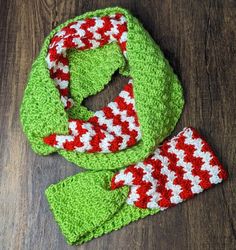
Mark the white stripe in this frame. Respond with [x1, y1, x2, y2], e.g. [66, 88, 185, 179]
[135, 163, 160, 209]
[54, 78, 69, 89]
[152, 148, 183, 207]
[127, 186, 140, 205]
[183, 128, 221, 184]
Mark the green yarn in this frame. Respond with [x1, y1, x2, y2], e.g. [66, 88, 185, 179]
[20, 7, 184, 170]
[67, 43, 126, 120]
[20, 7, 186, 246]
[45, 170, 158, 245]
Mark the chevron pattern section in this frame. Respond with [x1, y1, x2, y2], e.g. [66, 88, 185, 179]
[46, 13, 128, 109]
[111, 127, 228, 209]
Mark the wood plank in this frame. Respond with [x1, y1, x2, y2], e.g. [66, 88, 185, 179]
[0, 0, 235, 249]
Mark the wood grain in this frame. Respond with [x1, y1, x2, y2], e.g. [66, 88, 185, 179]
[0, 0, 235, 249]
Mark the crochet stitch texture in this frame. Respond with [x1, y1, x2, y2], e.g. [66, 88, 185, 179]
[20, 7, 184, 170]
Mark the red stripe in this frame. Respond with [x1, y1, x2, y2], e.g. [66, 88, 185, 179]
[58, 88, 69, 96]
[161, 143, 194, 201]
[115, 96, 136, 117]
[102, 105, 138, 147]
[108, 136, 123, 152]
[88, 125, 106, 153]
[190, 128, 228, 180]
[123, 82, 134, 98]
[175, 132, 212, 189]
[63, 36, 77, 48]
[124, 165, 145, 185]
[134, 183, 152, 208]
[145, 157, 172, 208]
[43, 134, 57, 146]
[50, 69, 70, 81]
[110, 174, 125, 190]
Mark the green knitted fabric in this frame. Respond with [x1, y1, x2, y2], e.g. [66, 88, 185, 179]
[67, 43, 126, 120]
[20, 7, 184, 170]
[45, 171, 158, 245]
[19, 7, 228, 246]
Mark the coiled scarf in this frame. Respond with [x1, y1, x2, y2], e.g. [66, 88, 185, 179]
[20, 7, 227, 246]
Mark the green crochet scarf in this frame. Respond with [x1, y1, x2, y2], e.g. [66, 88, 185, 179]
[20, 7, 184, 170]
[45, 171, 158, 245]
[19, 7, 190, 245]
[19, 5, 228, 246]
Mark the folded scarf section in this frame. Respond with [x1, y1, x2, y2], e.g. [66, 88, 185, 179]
[20, 7, 184, 170]
[43, 80, 142, 153]
[45, 127, 227, 245]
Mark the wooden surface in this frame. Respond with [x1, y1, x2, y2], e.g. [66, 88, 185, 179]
[0, 1, 235, 249]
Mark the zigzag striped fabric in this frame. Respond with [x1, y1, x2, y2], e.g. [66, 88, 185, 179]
[111, 127, 228, 209]
[43, 80, 141, 153]
[44, 13, 143, 153]
[46, 13, 128, 109]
